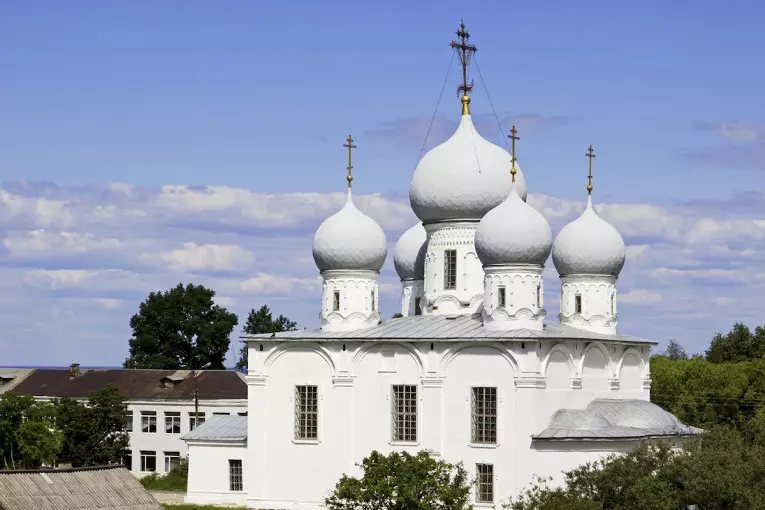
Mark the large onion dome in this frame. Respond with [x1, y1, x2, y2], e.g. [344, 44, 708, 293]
[393, 222, 427, 281]
[475, 183, 553, 266]
[312, 189, 388, 272]
[552, 195, 626, 277]
[409, 99, 527, 223]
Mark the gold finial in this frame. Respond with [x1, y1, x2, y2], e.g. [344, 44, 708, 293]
[343, 135, 357, 188]
[585, 144, 596, 194]
[450, 20, 477, 115]
[508, 125, 520, 183]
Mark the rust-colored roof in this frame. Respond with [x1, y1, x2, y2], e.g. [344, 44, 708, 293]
[9, 368, 246, 400]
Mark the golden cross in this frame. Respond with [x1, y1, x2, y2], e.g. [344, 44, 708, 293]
[449, 20, 477, 99]
[508, 125, 520, 182]
[585, 144, 596, 194]
[343, 135, 356, 188]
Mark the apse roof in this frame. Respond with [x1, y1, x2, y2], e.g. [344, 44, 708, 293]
[244, 314, 655, 345]
[533, 398, 704, 441]
[182, 415, 247, 442]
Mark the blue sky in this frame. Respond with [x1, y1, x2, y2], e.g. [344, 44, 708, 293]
[1, 1, 763, 366]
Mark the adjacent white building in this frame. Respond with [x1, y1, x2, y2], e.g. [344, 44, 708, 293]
[8, 366, 247, 476]
[183, 23, 700, 509]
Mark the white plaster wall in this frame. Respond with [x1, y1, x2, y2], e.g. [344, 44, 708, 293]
[559, 276, 618, 334]
[320, 270, 380, 332]
[482, 266, 545, 331]
[43, 398, 247, 476]
[531, 441, 637, 488]
[422, 222, 484, 315]
[185, 441, 247, 505]
[401, 280, 424, 316]
[234, 339, 652, 510]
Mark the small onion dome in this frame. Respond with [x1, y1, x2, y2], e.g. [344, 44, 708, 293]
[409, 113, 527, 223]
[393, 222, 427, 281]
[312, 189, 388, 272]
[475, 184, 553, 266]
[552, 195, 626, 277]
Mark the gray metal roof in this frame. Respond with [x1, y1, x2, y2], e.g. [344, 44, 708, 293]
[533, 398, 704, 441]
[243, 314, 655, 345]
[0, 368, 34, 395]
[182, 415, 247, 442]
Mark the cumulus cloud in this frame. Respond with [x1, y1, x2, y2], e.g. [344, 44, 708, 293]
[0, 180, 763, 366]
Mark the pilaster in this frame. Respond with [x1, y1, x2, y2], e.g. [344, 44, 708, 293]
[421, 377, 444, 456]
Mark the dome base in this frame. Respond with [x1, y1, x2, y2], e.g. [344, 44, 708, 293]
[400, 279, 425, 317]
[320, 270, 381, 332]
[482, 265, 546, 331]
[559, 275, 618, 335]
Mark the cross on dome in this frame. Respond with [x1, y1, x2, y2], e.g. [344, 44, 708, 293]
[508, 125, 520, 182]
[585, 144, 596, 194]
[450, 20, 478, 115]
[344, 135, 356, 188]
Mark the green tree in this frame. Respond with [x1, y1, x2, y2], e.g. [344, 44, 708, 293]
[325, 450, 472, 510]
[508, 427, 765, 510]
[236, 305, 297, 370]
[392, 312, 404, 319]
[55, 385, 129, 467]
[0, 394, 61, 469]
[705, 322, 765, 363]
[125, 283, 239, 369]
[661, 339, 688, 361]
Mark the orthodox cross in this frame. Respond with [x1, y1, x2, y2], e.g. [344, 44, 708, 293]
[344, 135, 356, 188]
[450, 20, 477, 98]
[508, 125, 520, 182]
[585, 144, 596, 194]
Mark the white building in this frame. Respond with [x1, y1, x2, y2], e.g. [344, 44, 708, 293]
[183, 23, 700, 509]
[8, 366, 247, 476]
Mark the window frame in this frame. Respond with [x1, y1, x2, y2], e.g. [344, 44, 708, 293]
[164, 451, 180, 473]
[140, 411, 157, 433]
[164, 412, 181, 434]
[574, 294, 583, 314]
[443, 249, 457, 290]
[294, 385, 319, 441]
[497, 286, 506, 308]
[391, 384, 418, 444]
[229, 459, 243, 491]
[189, 412, 206, 431]
[475, 463, 494, 503]
[471, 387, 498, 445]
[332, 291, 340, 311]
[414, 297, 422, 316]
[139, 450, 156, 472]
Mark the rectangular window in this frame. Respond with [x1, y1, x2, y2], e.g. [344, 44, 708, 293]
[476, 464, 494, 503]
[333, 291, 340, 311]
[165, 412, 181, 434]
[611, 293, 615, 314]
[123, 451, 132, 470]
[189, 412, 206, 431]
[497, 287, 506, 308]
[471, 387, 497, 444]
[414, 297, 422, 316]
[575, 294, 582, 314]
[444, 250, 457, 290]
[391, 385, 417, 443]
[125, 411, 133, 432]
[536, 283, 541, 308]
[294, 385, 318, 440]
[229, 459, 243, 491]
[164, 451, 180, 473]
[140, 450, 156, 472]
[371, 290, 375, 311]
[141, 411, 157, 433]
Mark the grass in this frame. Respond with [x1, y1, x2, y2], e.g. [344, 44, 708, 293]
[162, 506, 246, 510]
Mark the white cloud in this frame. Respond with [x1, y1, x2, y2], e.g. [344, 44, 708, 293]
[619, 289, 663, 304]
[152, 242, 254, 272]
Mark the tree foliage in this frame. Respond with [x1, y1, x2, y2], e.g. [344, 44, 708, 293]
[508, 427, 765, 510]
[236, 305, 297, 370]
[125, 283, 239, 369]
[705, 322, 765, 363]
[0, 394, 61, 469]
[661, 339, 689, 361]
[54, 384, 129, 467]
[325, 450, 472, 510]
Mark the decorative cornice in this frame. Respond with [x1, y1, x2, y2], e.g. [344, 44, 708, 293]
[421, 377, 444, 388]
[570, 376, 583, 390]
[332, 376, 355, 387]
[515, 374, 546, 389]
[246, 374, 268, 386]
[609, 377, 620, 391]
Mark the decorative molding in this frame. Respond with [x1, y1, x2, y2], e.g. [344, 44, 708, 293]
[641, 375, 652, 391]
[332, 376, 355, 387]
[608, 377, 620, 391]
[420, 377, 444, 388]
[246, 374, 268, 386]
[515, 373, 546, 389]
[570, 376, 583, 390]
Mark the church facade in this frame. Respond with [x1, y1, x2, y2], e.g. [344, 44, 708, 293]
[183, 23, 700, 509]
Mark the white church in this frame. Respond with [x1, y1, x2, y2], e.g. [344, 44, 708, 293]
[183, 23, 701, 509]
